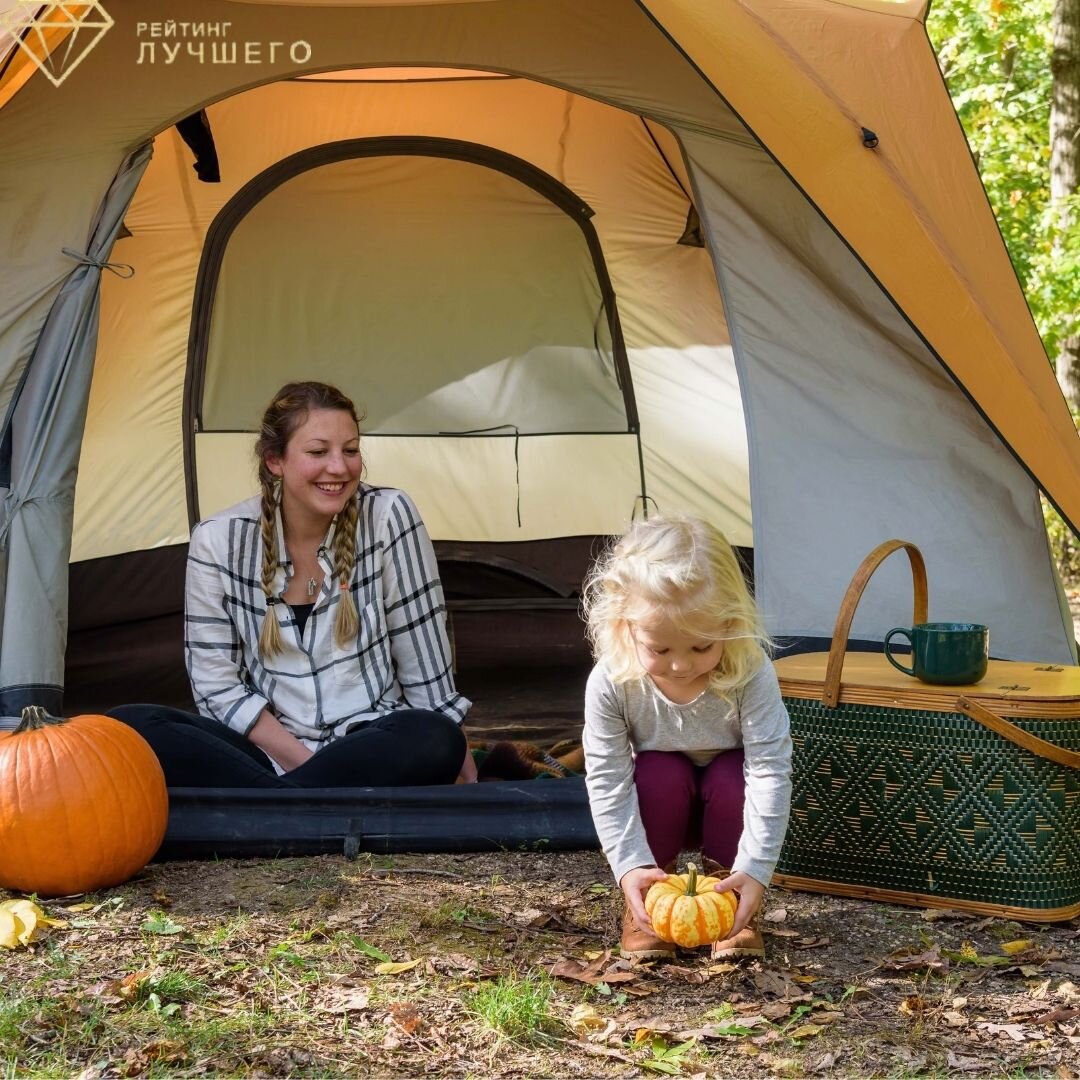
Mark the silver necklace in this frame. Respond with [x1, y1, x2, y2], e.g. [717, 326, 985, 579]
[306, 576, 318, 598]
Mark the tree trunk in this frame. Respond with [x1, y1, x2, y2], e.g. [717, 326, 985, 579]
[1051, 0, 1080, 406]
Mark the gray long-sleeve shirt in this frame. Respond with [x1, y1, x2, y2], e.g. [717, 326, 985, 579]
[583, 653, 792, 886]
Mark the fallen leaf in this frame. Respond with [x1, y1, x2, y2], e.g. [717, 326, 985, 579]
[807, 1050, 838, 1073]
[374, 959, 421, 976]
[662, 964, 708, 984]
[892, 1047, 929, 1069]
[63, 903, 95, 913]
[575, 1041, 639, 1067]
[139, 1041, 185, 1067]
[350, 935, 391, 963]
[882, 946, 948, 973]
[387, 1002, 422, 1035]
[549, 955, 641, 986]
[424, 952, 482, 977]
[320, 987, 370, 1013]
[920, 908, 966, 921]
[788, 1024, 823, 1040]
[947, 1051, 989, 1072]
[791, 974, 818, 984]
[763, 927, 801, 938]
[1035, 1007, 1080, 1025]
[976, 1022, 1030, 1042]
[0, 899, 64, 949]
[795, 937, 831, 949]
[943, 1010, 968, 1028]
[570, 1003, 606, 1034]
[1001, 938, 1035, 955]
[763, 909, 788, 923]
[899, 995, 926, 1017]
[676, 1016, 767, 1040]
[762, 1001, 792, 1021]
[753, 970, 813, 1001]
[118, 971, 154, 999]
[768, 1057, 802, 1076]
[0, 908, 24, 950]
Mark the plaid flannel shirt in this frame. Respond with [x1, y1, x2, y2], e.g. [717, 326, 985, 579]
[185, 484, 470, 745]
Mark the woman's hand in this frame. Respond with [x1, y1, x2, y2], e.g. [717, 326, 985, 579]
[714, 871, 766, 934]
[457, 741, 478, 784]
[248, 710, 315, 772]
[620, 865, 669, 927]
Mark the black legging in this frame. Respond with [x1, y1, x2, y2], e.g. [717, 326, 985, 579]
[108, 704, 466, 788]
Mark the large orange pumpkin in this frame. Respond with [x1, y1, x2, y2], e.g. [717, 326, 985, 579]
[644, 863, 738, 948]
[0, 707, 168, 896]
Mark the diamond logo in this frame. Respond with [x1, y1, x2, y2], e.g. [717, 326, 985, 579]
[2, 2, 113, 88]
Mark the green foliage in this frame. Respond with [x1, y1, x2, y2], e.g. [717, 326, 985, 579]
[465, 972, 560, 1043]
[927, 0, 1080, 362]
[1045, 496, 1080, 581]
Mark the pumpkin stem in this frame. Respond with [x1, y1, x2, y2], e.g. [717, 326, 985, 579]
[685, 862, 699, 896]
[16, 705, 68, 734]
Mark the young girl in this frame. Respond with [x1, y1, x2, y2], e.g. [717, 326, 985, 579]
[582, 515, 792, 960]
[111, 381, 473, 787]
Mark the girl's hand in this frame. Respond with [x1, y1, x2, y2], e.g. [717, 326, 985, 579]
[620, 865, 669, 927]
[714, 871, 766, 935]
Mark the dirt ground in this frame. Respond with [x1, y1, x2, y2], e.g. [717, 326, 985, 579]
[2, 594, 1076, 1076]
[2, 850, 1078, 1078]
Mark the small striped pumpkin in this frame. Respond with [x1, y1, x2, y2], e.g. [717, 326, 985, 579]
[0, 707, 168, 896]
[644, 863, 737, 947]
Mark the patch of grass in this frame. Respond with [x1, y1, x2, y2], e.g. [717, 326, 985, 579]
[421, 901, 497, 930]
[201, 913, 254, 946]
[987, 920, 1026, 941]
[136, 970, 210, 1008]
[466, 972, 561, 1043]
[0, 993, 109, 1076]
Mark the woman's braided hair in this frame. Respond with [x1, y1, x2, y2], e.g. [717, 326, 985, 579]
[254, 381, 362, 658]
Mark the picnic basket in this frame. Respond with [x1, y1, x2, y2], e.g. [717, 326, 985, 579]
[772, 540, 1080, 921]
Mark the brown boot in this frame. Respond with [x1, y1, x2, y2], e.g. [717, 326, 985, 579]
[710, 917, 765, 960]
[701, 858, 766, 960]
[619, 861, 677, 961]
[620, 903, 676, 960]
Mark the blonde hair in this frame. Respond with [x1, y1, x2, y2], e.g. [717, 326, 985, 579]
[254, 381, 363, 658]
[583, 515, 769, 698]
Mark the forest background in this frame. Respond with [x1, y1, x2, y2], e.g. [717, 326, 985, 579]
[926, 0, 1080, 580]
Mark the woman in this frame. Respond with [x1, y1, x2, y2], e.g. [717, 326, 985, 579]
[112, 381, 473, 787]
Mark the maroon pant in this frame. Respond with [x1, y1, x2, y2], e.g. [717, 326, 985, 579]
[634, 749, 745, 869]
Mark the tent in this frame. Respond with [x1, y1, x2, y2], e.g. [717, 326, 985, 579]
[0, 0, 1077, 852]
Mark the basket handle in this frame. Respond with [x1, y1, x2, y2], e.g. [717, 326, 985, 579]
[822, 540, 928, 707]
[957, 697, 1080, 770]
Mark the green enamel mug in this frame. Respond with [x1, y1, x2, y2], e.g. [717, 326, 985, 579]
[883, 622, 989, 685]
